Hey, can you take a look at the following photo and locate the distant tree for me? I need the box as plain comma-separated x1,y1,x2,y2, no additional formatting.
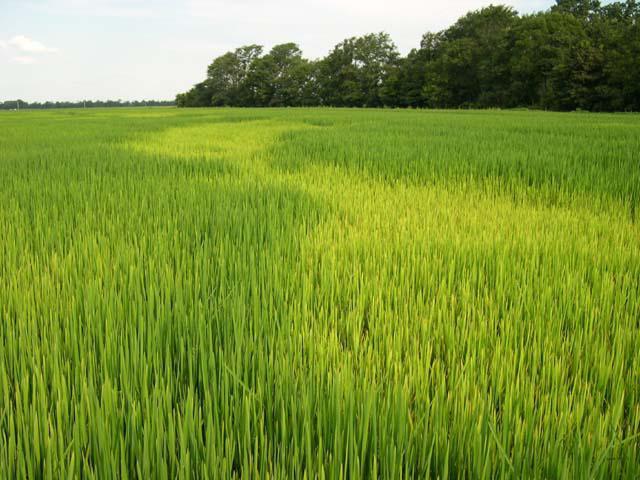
318,33,399,107
353,33,400,107
509,12,587,109
534,8,609,110
317,37,361,107
390,33,442,108
423,5,518,107
591,0,640,110
174,0,640,111
205,45,263,106
175,81,213,107
245,43,316,107
1,99,175,110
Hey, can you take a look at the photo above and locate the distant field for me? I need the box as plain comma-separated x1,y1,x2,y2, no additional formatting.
0,108,639,478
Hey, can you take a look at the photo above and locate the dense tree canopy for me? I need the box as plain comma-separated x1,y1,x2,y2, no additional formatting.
177,0,640,111
317,33,400,108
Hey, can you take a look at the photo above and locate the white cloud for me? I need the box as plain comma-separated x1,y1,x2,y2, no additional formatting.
8,35,59,53
11,56,36,65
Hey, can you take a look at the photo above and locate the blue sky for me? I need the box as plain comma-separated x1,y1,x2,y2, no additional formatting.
1,0,559,102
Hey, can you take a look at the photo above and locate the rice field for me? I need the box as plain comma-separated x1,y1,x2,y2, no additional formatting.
0,107,639,478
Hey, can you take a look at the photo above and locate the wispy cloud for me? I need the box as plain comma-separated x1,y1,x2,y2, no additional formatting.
8,35,59,53
0,35,59,66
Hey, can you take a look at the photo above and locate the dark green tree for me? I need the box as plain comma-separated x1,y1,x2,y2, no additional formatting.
175,1,640,112
552,0,602,19
206,45,263,106
423,5,518,107
175,81,213,107
246,43,316,107
392,33,443,108
318,33,399,107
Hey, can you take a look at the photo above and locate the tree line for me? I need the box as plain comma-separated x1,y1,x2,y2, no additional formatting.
177,0,640,111
0,100,175,110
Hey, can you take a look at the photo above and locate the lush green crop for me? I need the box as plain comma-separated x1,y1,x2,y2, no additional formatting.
0,108,638,479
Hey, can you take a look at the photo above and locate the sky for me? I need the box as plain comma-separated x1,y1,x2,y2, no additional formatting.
1,0,560,102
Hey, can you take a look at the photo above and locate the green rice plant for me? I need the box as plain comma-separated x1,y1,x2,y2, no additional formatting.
0,108,638,478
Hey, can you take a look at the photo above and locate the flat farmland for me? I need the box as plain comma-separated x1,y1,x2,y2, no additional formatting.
0,108,639,478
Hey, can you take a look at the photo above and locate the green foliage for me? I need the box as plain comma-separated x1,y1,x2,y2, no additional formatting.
423,6,518,108
177,1,640,111
246,43,316,107
206,45,263,106
1,107,639,478
317,33,400,107
0,100,174,110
